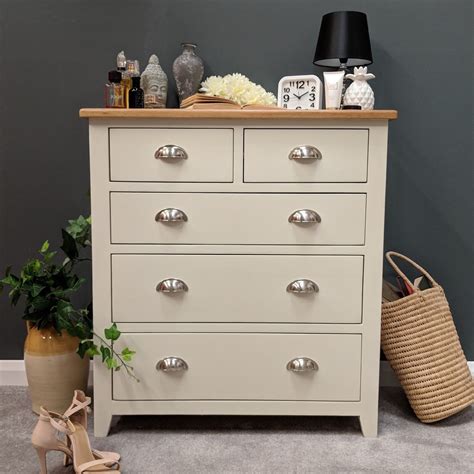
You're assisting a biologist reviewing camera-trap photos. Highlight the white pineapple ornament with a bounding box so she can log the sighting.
[343,66,375,110]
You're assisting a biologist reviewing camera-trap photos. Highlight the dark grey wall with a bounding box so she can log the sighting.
[1,0,472,359]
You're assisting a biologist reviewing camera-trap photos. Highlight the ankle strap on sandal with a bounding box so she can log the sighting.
[41,411,75,435]
[64,394,92,418]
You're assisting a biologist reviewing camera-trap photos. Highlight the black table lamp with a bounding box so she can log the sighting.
[313,11,373,71]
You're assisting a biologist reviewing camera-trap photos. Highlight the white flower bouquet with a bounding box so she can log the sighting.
[200,73,277,106]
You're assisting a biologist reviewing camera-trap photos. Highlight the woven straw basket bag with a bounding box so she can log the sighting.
[381,251,474,423]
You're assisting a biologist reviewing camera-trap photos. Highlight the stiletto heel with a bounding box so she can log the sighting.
[63,437,73,466]
[33,446,48,474]
[64,452,72,467]
[32,407,72,471]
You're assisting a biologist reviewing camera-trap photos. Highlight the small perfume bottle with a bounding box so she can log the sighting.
[105,70,125,108]
[116,51,127,103]
[123,59,140,108]
[128,76,144,108]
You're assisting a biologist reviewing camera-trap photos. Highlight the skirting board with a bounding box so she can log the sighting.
[1,360,473,387]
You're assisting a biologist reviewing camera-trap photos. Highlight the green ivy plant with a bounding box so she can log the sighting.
[0,216,137,381]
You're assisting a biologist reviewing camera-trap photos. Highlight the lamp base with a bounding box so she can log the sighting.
[339,63,350,109]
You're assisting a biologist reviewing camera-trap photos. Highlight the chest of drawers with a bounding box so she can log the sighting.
[81,108,397,437]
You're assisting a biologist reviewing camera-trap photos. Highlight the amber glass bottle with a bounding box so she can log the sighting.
[122,60,140,108]
[105,71,125,108]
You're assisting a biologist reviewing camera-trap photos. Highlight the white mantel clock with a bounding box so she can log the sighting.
[277,74,322,110]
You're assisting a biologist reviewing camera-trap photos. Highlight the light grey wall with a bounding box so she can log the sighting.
[0,0,472,359]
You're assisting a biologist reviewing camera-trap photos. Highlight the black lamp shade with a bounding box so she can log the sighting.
[313,11,373,68]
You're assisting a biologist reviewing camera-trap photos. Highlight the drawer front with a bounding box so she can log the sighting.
[112,255,363,323]
[109,128,234,182]
[113,333,362,401]
[110,193,366,245]
[244,129,368,183]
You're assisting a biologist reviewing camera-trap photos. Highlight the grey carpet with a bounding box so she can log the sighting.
[0,387,472,473]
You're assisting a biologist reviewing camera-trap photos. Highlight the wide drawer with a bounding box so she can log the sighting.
[112,254,363,323]
[110,193,366,245]
[113,333,362,401]
[109,128,234,182]
[244,129,368,182]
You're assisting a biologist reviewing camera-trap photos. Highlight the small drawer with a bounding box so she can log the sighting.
[244,129,368,183]
[112,254,363,323]
[109,128,234,182]
[113,333,362,401]
[110,192,366,245]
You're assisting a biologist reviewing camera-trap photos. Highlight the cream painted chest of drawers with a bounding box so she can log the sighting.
[81,108,397,437]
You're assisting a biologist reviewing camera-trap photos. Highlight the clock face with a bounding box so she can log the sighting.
[277,75,322,110]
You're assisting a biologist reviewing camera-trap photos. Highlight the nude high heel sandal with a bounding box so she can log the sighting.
[32,407,73,473]
[32,408,120,473]
[62,390,120,467]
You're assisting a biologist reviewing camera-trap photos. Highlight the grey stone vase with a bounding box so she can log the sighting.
[172,43,204,103]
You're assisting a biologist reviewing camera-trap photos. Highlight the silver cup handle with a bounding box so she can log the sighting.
[288,145,322,161]
[156,278,189,293]
[286,357,319,372]
[155,145,188,160]
[286,279,319,294]
[155,208,188,223]
[288,209,321,224]
[156,357,189,372]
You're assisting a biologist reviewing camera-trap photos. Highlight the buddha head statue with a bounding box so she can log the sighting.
[141,54,168,108]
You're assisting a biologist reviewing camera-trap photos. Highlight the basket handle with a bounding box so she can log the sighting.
[385,251,438,291]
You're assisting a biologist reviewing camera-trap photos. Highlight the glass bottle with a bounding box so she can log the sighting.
[122,59,140,108]
[105,70,125,108]
[128,76,144,108]
[116,51,127,104]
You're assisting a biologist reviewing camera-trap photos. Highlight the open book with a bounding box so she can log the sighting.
[180,93,278,110]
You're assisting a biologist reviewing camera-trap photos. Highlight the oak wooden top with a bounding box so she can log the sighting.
[79,108,397,120]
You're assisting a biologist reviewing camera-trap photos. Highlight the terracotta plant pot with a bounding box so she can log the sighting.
[24,324,89,414]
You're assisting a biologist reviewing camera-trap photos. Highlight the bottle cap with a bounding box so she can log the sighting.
[132,76,141,88]
[108,70,122,83]
[117,50,126,70]
[126,59,140,75]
